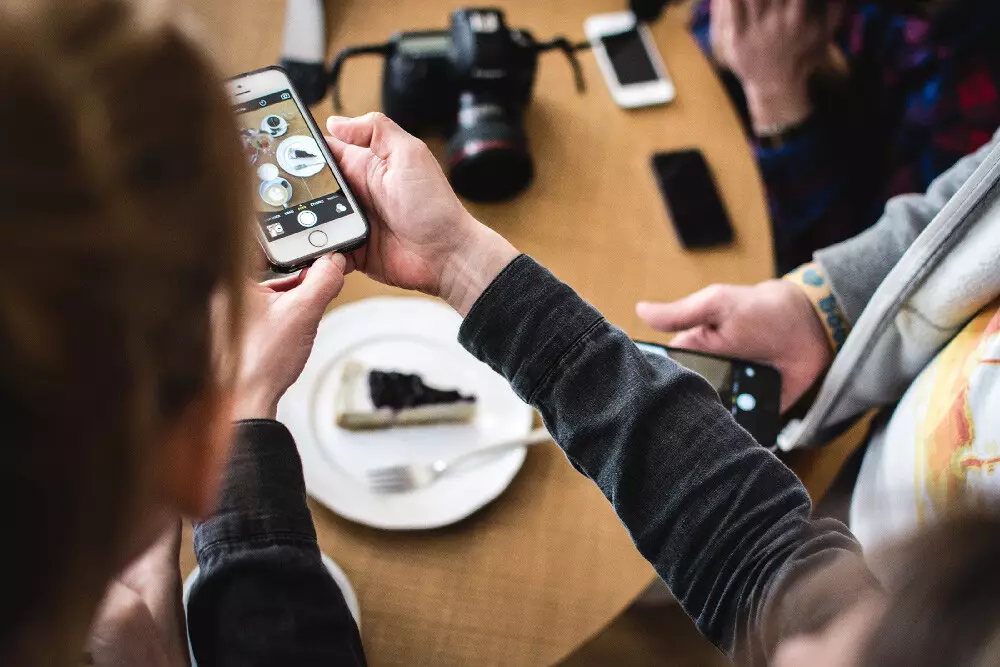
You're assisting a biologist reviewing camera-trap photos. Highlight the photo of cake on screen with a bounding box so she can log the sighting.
[234,90,353,240]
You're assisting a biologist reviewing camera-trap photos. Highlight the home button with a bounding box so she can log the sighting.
[308,230,328,248]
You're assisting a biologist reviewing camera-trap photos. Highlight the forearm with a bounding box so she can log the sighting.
[693,0,816,132]
[690,2,864,269]
[188,421,365,667]
[458,256,872,662]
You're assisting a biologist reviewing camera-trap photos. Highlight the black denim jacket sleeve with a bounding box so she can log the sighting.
[187,419,366,667]
[459,256,877,664]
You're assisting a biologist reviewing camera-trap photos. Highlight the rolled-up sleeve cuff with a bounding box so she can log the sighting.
[194,420,317,557]
[458,255,604,403]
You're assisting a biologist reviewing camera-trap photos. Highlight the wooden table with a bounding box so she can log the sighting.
[177,0,802,664]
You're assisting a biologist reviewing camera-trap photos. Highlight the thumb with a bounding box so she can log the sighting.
[294,253,347,312]
[327,112,411,160]
[637,287,727,332]
[327,114,375,148]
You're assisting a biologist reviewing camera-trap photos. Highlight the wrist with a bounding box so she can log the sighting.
[783,262,849,355]
[744,79,813,134]
[233,383,280,421]
[439,217,519,317]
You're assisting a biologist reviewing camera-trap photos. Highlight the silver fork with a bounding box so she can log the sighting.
[365,427,552,494]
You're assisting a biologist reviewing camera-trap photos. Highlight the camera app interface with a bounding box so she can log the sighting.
[234,90,353,241]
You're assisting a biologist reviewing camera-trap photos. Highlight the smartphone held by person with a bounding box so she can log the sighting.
[635,341,781,448]
[228,67,369,272]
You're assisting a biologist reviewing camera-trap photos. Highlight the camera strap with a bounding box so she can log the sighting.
[327,25,592,113]
[329,43,394,113]
[534,37,590,94]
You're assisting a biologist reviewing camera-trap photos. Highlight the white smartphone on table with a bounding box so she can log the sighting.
[585,12,675,109]
[227,66,368,272]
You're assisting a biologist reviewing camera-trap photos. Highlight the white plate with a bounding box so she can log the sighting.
[279,297,533,530]
[277,135,325,177]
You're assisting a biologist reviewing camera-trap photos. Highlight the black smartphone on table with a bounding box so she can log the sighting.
[635,341,781,449]
[651,150,734,249]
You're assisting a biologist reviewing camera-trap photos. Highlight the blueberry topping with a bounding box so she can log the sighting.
[369,370,476,411]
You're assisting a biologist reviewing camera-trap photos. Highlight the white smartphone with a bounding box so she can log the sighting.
[228,66,368,272]
[585,12,675,109]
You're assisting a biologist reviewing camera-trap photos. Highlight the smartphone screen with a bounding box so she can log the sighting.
[600,29,660,85]
[635,342,781,448]
[233,89,355,241]
[651,150,734,249]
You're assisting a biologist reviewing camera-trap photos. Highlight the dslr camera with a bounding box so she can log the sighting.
[330,8,585,202]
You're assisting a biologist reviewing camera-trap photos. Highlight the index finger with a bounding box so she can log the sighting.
[636,287,728,332]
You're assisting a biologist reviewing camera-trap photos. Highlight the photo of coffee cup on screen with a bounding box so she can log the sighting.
[261,113,289,137]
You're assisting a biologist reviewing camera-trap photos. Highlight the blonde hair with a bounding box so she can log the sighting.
[0,0,249,659]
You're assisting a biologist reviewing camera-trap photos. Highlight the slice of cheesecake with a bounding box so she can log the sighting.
[335,360,477,431]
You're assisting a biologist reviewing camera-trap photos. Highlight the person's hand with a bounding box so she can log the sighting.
[325,113,518,315]
[86,522,188,667]
[235,253,348,420]
[636,280,832,411]
[712,0,840,132]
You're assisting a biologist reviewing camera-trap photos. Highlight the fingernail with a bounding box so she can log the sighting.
[329,253,347,271]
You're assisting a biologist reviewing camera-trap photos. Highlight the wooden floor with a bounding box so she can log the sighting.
[559,602,727,667]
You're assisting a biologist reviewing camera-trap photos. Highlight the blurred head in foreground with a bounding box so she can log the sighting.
[0,0,249,663]
[774,512,1000,666]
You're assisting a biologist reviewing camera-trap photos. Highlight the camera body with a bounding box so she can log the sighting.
[382,11,537,132]
[331,8,584,202]
[384,10,537,201]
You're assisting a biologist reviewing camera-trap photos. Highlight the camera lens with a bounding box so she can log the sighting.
[446,93,533,202]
